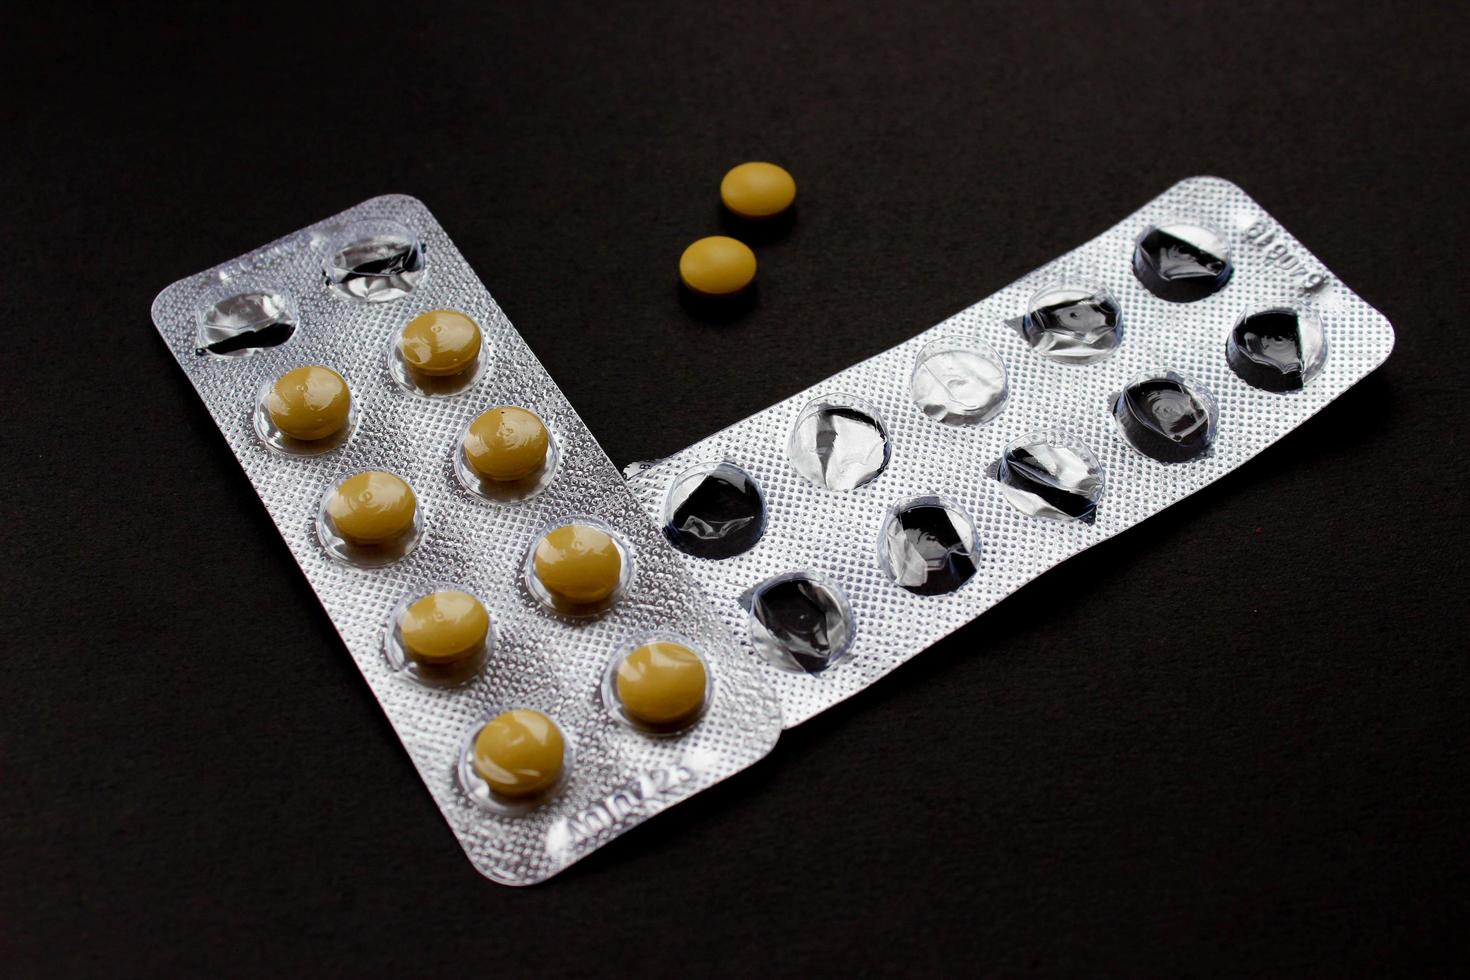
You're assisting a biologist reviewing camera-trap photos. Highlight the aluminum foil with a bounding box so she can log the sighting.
[151,195,782,885]
[627,177,1395,726]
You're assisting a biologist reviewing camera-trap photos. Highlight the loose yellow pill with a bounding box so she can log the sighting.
[400,590,490,666]
[463,406,550,482]
[326,471,417,545]
[399,309,482,376]
[720,161,797,219]
[616,641,708,728]
[679,236,757,297]
[533,524,623,605]
[266,365,351,441]
[473,708,565,799]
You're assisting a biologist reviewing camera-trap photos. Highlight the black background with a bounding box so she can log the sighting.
[4,2,1468,976]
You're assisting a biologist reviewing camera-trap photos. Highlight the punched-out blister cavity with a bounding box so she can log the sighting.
[662,461,767,559]
[1021,282,1123,363]
[628,177,1394,727]
[196,279,297,356]
[877,495,981,596]
[741,571,855,674]
[991,430,1105,524]
[910,337,1009,424]
[1226,306,1327,392]
[788,394,890,490]
[324,217,426,302]
[1111,371,1218,464]
[1131,220,1233,302]
[151,195,781,885]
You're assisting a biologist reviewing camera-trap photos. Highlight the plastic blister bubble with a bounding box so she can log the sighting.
[315,470,426,567]
[453,409,562,505]
[387,307,491,398]
[600,632,715,736]
[382,585,496,687]
[456,707,576,817]
[251,369,359,456]
[522,516,636,618]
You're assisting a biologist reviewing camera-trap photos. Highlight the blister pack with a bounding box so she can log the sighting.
[150,195,782,885]
[626,177,1395,726]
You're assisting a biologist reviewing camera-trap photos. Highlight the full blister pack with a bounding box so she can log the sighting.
[626,177,1394,726]
[151,195,782,885]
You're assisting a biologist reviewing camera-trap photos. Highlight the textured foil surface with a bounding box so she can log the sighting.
[628,177,1395,727]
[151,195,782,885]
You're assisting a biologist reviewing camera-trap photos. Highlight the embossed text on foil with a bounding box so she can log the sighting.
[1243,218,1328,293]
[545,764,696,857]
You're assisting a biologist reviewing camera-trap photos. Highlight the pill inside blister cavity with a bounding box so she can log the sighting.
[740,572,855,674]
[324,218,425,302]
[604,637,711,734]
[316,470,423,565]
[196,283,296,356]
[253,365,356,455]
[383,588,493,686]
[1112,371,1218,463]
[910,337,1008,425]
[990,430,1104,523]
[788,394,891,491]
[455,406,559,503]
[662,461,766,559]
[1132,221,1233,302]
[1226,306,1327,392]
[525,520,633,616]
[1020,282,1123,363]
[458,708,570,812]
[877,496,981,596]
[390,308,487,397]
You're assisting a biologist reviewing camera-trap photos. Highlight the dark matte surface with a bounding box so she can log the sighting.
[3,2,1468,975]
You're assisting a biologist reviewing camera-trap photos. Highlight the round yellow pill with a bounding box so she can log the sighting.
[266,365,351,441]
[399,309,482,376]
[400,590,490,666]
[463,406,550,482]
[473,708,565,799]
[326,471,417,545]
[616,641,708,728]
[679,236,757,297]
[720,161,797,219]
[533,524,623,605]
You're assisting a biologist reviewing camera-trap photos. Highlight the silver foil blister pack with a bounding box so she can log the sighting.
[628,177,1395,726]
[151,195,781,885]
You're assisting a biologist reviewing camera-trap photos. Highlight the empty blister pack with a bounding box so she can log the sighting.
[151,195,782,884]
[627,176,1394,726]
